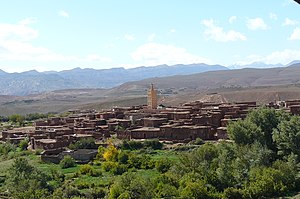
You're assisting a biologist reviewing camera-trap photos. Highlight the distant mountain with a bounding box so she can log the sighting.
[0,69,7,76]
[0,63,228,95]
[287,60,300,66]
[229,62,284,69]
[114,63,300,93]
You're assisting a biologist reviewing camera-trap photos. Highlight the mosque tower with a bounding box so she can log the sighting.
[147,84,157,109]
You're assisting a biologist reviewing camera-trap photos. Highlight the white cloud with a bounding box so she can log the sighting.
[131,42,211,66]
[0,20,113,72]
[201,19,247,42]
[0,40,49,54]
[289,27,300,40]
[0,23,38,41]
[264,49,300,64]
[229,16,237,24]
[147,33,156,42]
[269,13,277,20]
[0,20,106,65]
[247,18,268,30]
[19,18,37,25]
[283,18,298,26]
[237,49,300,65]
[59,10,69,18]
[124,34,135,41]
[170,29,176,33]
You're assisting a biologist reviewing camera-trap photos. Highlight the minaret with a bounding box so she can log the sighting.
[147,83,157,109]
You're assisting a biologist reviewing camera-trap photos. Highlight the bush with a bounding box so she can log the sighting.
[111,164,128,175]
[155,158,172,173]
[60,155,76,169]
[223,187,244,199]
[189,137,204,145]
[144,139,163,150]
[128,154,142,169]
[19,139,29,151]
[79,164,101,176]
[103,144,119,162]
[0,142,16,156]
[76,181,90,189]
[69,137,97,150]
[121,140,143,150]
[84,187,106,198]
[117,151,129,164]
[102,161,118,172]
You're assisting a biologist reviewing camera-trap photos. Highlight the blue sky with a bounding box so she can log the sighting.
[0,0,299,72]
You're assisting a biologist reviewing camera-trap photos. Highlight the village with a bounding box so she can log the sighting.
[1,84,300,163]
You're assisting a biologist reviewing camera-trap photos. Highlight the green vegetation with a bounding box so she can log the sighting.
[0,107,300,198]
[69,137,97,150]
[60,155,76,169]
[0,112,54,129]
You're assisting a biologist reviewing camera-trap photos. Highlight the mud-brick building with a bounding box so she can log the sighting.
[289,105,300,115]
[130,127,161,139]
[169,125,213,141]
[216,127,228,139]
[33,138,66,150]
[143,117,168,127]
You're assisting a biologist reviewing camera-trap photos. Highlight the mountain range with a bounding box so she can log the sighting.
[116,63,300,93]
[0,63,227,95]
[0,61,299,96]
[2,62,300,115]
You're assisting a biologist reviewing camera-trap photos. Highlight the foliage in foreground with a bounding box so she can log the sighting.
[0,107,300,199]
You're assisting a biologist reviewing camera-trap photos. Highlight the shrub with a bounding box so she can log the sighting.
[60,155,76,169]
[155,158,172,173]
[223,187,244,199]
[121,140,143,150]
[78,164,101,177]
[103,144,119,162]
[69,137,97,150]
[189,137,204,145]
[117,151,129,164]
[0,142,16,156]
[19,139,29,151]
[102,161,118,172]
[128,154,142,169]
[144,139,163,150]
[111,164,128,175]
[76,181,90,189]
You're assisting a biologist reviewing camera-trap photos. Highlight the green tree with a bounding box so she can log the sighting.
[227,119,263,145]
[6,157,51,198]
[9,114,25,126]
[246,107,284,150]
[109,172,154,199]
[179,180,212,199]
[273,115,300,161]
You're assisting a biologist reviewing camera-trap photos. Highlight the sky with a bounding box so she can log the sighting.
[0,0,300,72]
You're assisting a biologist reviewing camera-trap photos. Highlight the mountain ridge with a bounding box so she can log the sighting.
[0,63,228,95]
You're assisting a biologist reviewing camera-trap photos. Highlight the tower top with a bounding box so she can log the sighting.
[151,83,154,90]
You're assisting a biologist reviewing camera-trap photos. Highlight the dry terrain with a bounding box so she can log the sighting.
[2,64,300,115]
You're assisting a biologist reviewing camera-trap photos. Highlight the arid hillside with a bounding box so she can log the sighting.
[2,64,300,115]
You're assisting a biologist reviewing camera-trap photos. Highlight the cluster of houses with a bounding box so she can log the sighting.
[1,85,300,156]
[1,99,300,150]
